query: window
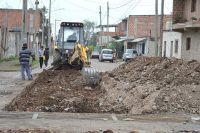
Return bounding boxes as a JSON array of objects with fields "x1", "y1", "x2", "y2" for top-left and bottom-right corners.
[
  {"x1": 191, "y1": 0, "x2": 196, "y2": 12},
  {"x1": 186, "y1": 37, "x2": 191, "y2": 50},
  {"x1": 164, "y1": 41, "x2": 167, "y2": 57},
  {"x1": 175, "y1": 40, "x2": 178, "y2": 53},
  {"x1": 170, "y1": 41, "x2": 173, "y2": 57}
]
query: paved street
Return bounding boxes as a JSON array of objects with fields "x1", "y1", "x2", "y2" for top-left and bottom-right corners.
[{"x1": 91, "y1": 59, "x2": 124, "y2": 72}]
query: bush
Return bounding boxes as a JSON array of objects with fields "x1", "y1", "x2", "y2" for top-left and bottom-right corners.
[{"x1": 0, "y1": 56, "x2": 17, "y2": 63}]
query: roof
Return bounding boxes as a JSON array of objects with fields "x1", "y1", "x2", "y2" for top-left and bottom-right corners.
[
  {"x1": 114, "y1": 37, "x2": 128, "y2": 42},
  {"x1": 131, "y1": 38, "x2": 146, "y2": 43},
  {"x1": 96, "y1": 24, "x2": 118, "y2": 28}
]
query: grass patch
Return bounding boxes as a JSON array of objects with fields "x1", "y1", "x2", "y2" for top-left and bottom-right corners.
[{"x1": 0, "y1": 56, "x2": 18, "y2": 63}]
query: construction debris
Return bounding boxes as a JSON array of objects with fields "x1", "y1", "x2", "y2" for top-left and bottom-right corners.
[{"x1": 4, "y1": 57, "x2": 200, "y2": 114}]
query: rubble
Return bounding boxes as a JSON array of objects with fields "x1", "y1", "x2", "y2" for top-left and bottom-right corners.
[
  {"x1": 99, "y1": 57, "x2": 200, "y2": 114},
  {"x1": 4, "y1": 57, "x2": 200, "y2": 114}
]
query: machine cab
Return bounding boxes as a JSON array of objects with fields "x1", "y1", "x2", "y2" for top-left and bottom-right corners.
[{"x1": 57, "y1": 22, "x2": 84, "y2": 52}]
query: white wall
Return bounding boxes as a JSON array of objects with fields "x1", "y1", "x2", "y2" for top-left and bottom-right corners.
[
  {"x1": 162, "y1": 31, "x2": 182, "y2": 59},
  {"x1": 5, "y1": 33, "x2": 16, "y2": 57},
  {"x1": 181, "y1": 30, "x2": 200, "y2": 61}
]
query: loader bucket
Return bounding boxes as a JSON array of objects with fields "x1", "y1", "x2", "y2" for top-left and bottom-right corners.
[{"x1": 82, "y1": 67, "x2": 100, "y2": 85}]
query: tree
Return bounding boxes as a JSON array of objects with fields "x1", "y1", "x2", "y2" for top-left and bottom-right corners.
[
  {"x1": 38, "y1": 6, "x2": 49, "y2": 47},
  {"x1": 83, "y1": 20, "x2": 95, "y2": 45}
]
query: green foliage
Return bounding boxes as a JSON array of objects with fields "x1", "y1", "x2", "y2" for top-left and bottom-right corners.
[
  {"x1": 105, "y1": 41, "x2": 124, "y2": 58},
  {"x1": 87, "y1": 45, "x2": 96, "y2": 56},
  {"x1": 83, "y1": 20, "x2": 96, "y2": 46},
  {"x1": 31, "y1": 59, "x2": 39, "y2": 66},
  {"x1": 0, "y1": 56, "x2": 17, "y2": 63}
]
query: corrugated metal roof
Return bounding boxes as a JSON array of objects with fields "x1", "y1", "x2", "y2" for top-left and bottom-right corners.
[{"x1": 131, "y1": 38, "x2": 146, "y2": 42}]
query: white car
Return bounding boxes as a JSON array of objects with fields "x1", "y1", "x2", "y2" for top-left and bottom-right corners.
[
  {"x1": 123, "y1": 49, "x2": 138, "y2": 62},
  {"x1": 99, "y1": 49, "x2": 114, "y2": 63}
]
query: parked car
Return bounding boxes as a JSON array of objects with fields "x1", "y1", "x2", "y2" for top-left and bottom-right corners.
[
  {"x1": 99, "y1": 49, "x2": 114, "y2": 63},
  {"x1": 123, "y1": 49, "x2": 138, "y2": 61},
  {"x1": 90, "y1": 50, "x2": 99, "y2": 59}
]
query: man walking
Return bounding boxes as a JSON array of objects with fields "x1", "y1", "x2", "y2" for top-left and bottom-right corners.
[
  {"x1": 19, "y1": 43, "x2": 32, "y2": 80},
  {"x1": 38, "y1": 46, "x2": 44, "y2": 68},
  {"x1": 44, "y1": 47, "x2": 50, "y2": 68}
]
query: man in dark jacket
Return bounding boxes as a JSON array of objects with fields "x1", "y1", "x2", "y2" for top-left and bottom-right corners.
[
  {"x1": 19, "y1": 43, "x2": 32, "y2": 80},
  {"x1": 44, "y1": 47, "x2": 49, "y2": 67}
]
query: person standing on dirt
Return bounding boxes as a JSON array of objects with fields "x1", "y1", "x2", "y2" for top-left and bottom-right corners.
[
  {"x1": 38, "y1": 46, "x2": 44, "y2": 68},
  {"x1": 19, "y1": 43, "x2": 32, "y2": 80},
  {"x1": 43, "y1": 47, "x2": 49, "y2": 67}
]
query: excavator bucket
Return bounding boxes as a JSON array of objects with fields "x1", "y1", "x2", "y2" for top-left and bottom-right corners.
[{"x1": 82, "y1": 67, "x2": 100, "y2": 85}]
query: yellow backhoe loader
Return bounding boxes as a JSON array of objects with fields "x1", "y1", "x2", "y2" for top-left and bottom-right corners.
[{"x1": 52, "y1": 22, "x2": 99, "y2": 84}]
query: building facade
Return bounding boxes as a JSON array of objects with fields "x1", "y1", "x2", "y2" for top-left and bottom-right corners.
[
  {"x1": 116, "y1": 15, "x2": 172, "y2": 56},
  {"x1": 0, "y1": 8, "x2": 42, "y2": 58},
  {"x1": 171, "y1": 0, "x2": 200, "y2": 61}
]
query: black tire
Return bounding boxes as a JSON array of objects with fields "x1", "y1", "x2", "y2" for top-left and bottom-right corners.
[{"x1": 110, "y1": 60, "x2": 114, "y2": 63}]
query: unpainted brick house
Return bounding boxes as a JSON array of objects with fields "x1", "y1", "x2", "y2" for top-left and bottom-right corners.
[
  {"x1": 116, "y1": 15, "x2": 172, "y2": 56},
  {"x1": 0, "y1": 9, "x2": 42, "y2": 58},
  {"x1": 162, "y1": 0, "x2": 200, "y2": 61}
]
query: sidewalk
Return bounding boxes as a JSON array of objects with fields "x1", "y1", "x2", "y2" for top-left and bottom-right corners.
[{"x1": 0, "y1": 56, "x2": 53, "y2": 73}]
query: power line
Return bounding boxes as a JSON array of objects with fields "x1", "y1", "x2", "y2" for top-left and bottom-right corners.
[
  {"x1": 18, "y1": 0, "x2": 22, "y2": 9},
  {"x1": 113, "y1": 0, "x2": 141, "y2": 24},
  {"x1": 67, "y1": 0, "x2": 96, "y2": 12},
  {"x1": 29, "y1": 0, "x2": 35, "y2": 8},
  {"x1": 110, "y1": 0, "x2": 134, "y2": 9},
  {"x1": 40, "y1": 0, "x2": 45, "y2": 7},
  {"x1": 120, "y1": 0, "x2": 142, "y2": 18},
  {"x1": 52, "y1": 0, "x2": 57, "y2": 5}
]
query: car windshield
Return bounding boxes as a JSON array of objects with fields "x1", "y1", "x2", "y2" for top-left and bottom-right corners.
[
  {"x1": 92, "y1": 51, "x2": 99, "y2": 55},
  {"x1": 126, "y1": 49, "x2": 137, "y2": 54},
  {"x1": 103, "y1": 50, "x2": 113, "y2": 54}
]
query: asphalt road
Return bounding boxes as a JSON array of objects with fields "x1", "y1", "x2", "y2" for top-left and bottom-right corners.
[{"x1": 91, "y1": 59, "x2": 123, "y2": 72}]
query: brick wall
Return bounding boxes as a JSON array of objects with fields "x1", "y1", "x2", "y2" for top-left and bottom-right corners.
[
  {"x1": 184, "y1": 0, "x2": 200, "y2": 22},
  {"x1": 0, "y1": 9, "x2": 42, "y2": 32},
  {"x1": 116, "y1": 21, "x2": 127, "y2": 36},
  {"x1": 127, "y1": 15, "x2": 172, "y2": 39},
  {"x1": 173, "y1": 0, "x2": 185, "y2": 23},
  {"x1": 173, "y1": 0, "x2": 200, "y2": 23}
]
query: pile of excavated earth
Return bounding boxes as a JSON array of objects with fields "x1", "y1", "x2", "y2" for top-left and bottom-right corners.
[{"x1": 5, "y1": 57, "x2": 200, "y2": 114}]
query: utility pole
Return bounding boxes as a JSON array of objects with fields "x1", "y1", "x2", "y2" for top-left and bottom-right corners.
[
  {"x1": 107, "y1": 1, "x2": 109, "y2": 46},
  {"x1": 41, "y1": 10, "x2": 45, "y2": 47},
  {"x1": 54, "y1": 19, "x2": 61, "y2": 46},
  {"x1": 34, "y1": 0, "x2": 39, "y2": 53},
  {"x1": 22, "y1": 0, "x2": 27, "y2": 46},
  {"x1": 48, "y1": 0, "x2": 52, "y2": 49},
  {"x1": 99, "y1": 6, "x2": 102, "y2": 47},
  {"x1": 160, "y1": 0, "x2": 164, "y2": 57},
  {"x1": 154, "y1": 0, "x2": 158, "y2": 57}
]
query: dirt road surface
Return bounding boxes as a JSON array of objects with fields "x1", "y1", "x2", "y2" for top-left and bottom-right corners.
[{"x1": 0, "y1": 59, "x2": 200, "y2": 133}]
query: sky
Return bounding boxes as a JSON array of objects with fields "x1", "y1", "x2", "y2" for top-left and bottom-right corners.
[{"x1": 0, "y1": 0, "x2": 173, "y2": 34}]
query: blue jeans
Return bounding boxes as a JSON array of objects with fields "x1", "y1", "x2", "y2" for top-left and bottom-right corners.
[{"x1": 20, "y1": 64, "x2": 32, "y2": 80}]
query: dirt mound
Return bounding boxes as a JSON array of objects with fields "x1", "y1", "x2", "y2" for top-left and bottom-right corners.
[
  {"x1": 99, "y1": 57, "x2": 200, "y2": 114},
  {"x1": 4, "y1": 57, "x2": 200, "y2": 114},
  {"x1": 5, "y1": 69, "x2": 104, "y2": 113}
]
